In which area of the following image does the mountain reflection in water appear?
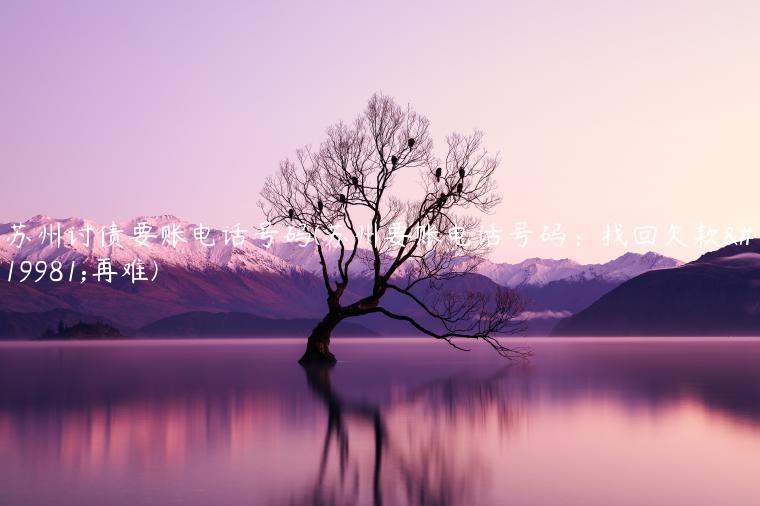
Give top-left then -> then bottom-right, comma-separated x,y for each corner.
1,338 -> 760,506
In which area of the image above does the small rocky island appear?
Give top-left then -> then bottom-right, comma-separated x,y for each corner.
41,320 -> 123,340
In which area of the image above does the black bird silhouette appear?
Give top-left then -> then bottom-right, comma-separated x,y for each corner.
439,192 -> 447,204
339,193 -> 346,204
317,200 -> 324,212
459,167 -> 465,179
408,138 -> 415,149
288,208 -> 294,219
391,155 -> 398,166
457,182 -> 463,194
351,176 -> 359,188
435,167 -> 442,181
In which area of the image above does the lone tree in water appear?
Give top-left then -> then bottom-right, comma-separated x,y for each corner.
260,93 -> 525,364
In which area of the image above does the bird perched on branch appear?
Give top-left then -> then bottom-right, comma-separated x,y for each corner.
408,138 -> 415,149
351,176 -> 359,188
459,167 -> 465,179
435,167 -> 442,181
317,200 -> 324,212
288,208 -> 294,219
391,155 -> 398,167
339,193 -> 346,204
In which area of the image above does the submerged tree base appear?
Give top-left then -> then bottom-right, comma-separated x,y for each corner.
298,332 -> 337,364
298,346 -> 337,365
299,314 -> 340,364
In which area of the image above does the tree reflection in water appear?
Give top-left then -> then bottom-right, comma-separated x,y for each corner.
286,364 -> 521,506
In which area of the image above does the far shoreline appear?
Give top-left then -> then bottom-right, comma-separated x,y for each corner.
2,335 -> 760,348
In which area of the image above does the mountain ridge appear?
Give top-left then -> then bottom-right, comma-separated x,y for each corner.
553,239 -> 760,336
0,215 -> 685,337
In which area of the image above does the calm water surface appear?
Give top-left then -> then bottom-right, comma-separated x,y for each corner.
1,337 -> 760,506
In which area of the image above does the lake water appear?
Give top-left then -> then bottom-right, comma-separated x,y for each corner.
1,337 -> 760,506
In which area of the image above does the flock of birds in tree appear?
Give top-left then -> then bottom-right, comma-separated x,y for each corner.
286,138 -> 466,221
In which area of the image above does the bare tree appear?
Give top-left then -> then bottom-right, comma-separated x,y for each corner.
259,93 -> 525,363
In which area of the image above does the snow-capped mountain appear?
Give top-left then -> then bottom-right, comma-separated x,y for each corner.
0,214 -> 299,274
0,215 -> 330,333
2,214 -> 679,286
474,252 -> 681,288
265,240 -> 346,275
262,238 -> 682,288
0,215 -> 681,301
0,215 -> 683,337
264,240 -> 382,278
473,257 -> 583,287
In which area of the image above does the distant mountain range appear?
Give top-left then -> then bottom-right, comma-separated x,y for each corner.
0,215 -> 681,338
472,252 -> 680,287
139,312 -> 377,338
0,214 -> 299,274
267,239 -> 681,288
553,240 -> 760,336
266,239 -> 681,334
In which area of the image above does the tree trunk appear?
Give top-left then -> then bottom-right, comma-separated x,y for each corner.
299,312 -> 341,364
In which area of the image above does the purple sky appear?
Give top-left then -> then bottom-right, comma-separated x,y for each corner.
2,1 -> 759,262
